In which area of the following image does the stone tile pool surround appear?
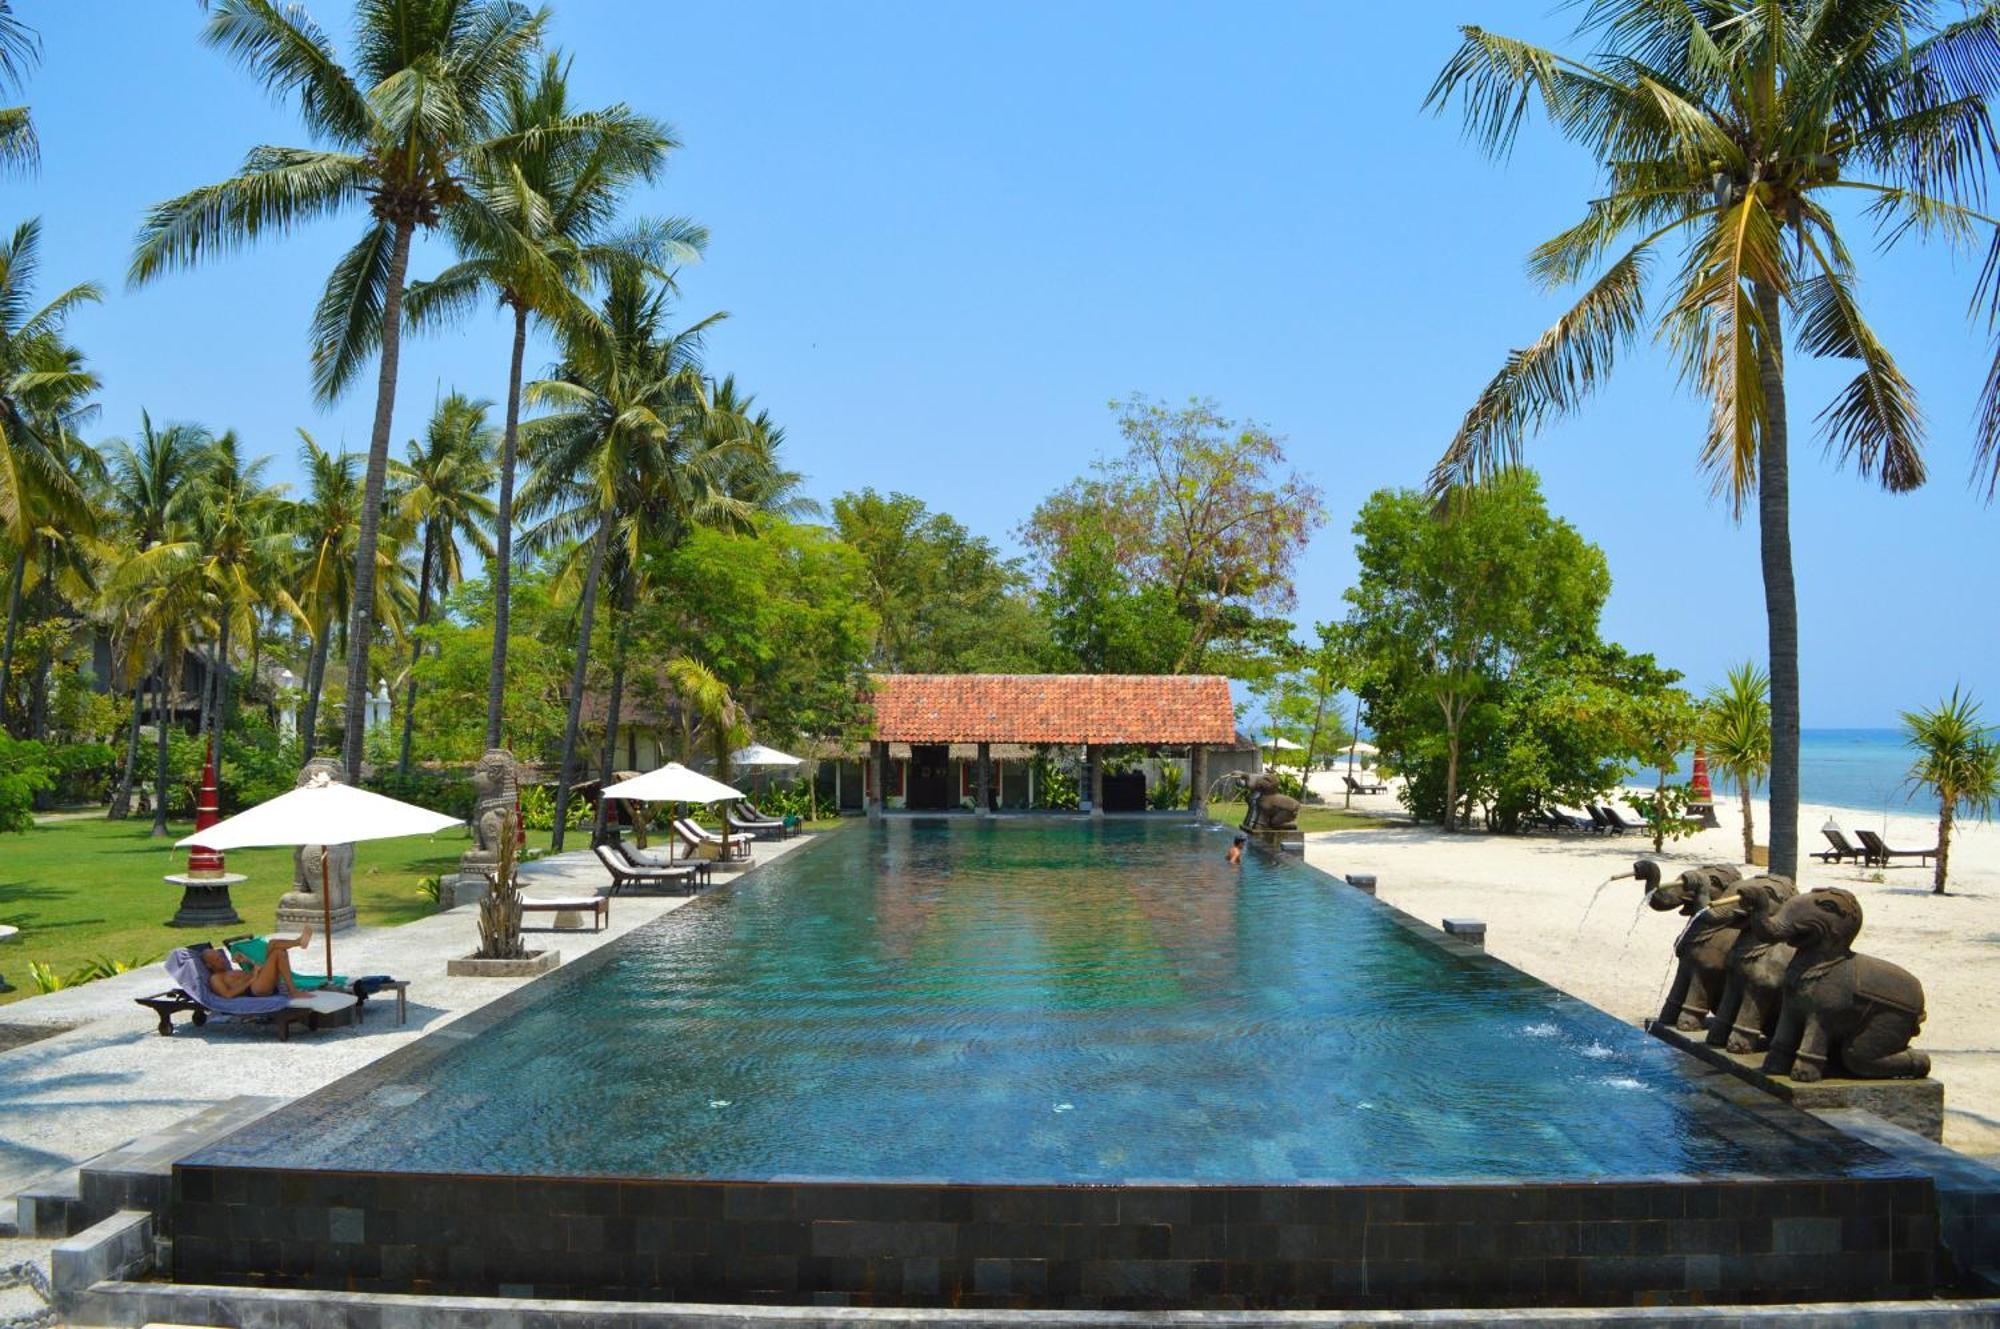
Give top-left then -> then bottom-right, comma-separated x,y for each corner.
171,819 -> 1940,1309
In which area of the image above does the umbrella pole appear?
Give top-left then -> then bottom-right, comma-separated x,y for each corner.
321,850 -> 334,979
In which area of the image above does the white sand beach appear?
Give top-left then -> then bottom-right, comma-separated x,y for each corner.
1301,775 -> 2000,1157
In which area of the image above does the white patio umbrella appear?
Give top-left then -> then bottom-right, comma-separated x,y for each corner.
601,762 -> 743,805
178,773 -> 460,979
730,743 -> 801,769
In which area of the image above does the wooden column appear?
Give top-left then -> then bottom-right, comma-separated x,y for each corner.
1189,744 -> 1208,818
976,742 -> 992,817
868,741 -> 887,820
1087,744 -> 1103,819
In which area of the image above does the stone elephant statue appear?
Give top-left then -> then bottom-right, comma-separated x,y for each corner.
1215,771 -> 1300,833
1761,888 -> 1928,1082
1628,860 -> 1743,1033
1700,873 -> 1796,1054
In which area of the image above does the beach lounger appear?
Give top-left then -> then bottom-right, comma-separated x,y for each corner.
1601,805 -> 1648,834
673,817 -> 752,862
1342,774 -> 1388,796
137,946 -> 355,1039
593,842 -> 706,894
1855,828 -> 1938,868
724,808 -> 777,840
1586,805 -> 1619,834
1813,826 -> 1869,865
739,801 -> 800,837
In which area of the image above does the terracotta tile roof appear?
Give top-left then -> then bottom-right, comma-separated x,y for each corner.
870,674 -> 1237,746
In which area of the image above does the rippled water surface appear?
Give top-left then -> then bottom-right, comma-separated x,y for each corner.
199,819 -> 1893,1182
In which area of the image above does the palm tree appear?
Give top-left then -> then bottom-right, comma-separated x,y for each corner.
0,220 -> 100,729
1701,662 -> 1771,864
1901,687 -> 1999,895
101,413 -> 195,815
130,0 -> 546,780
1423,4 -> 2000,878
290,433 -> 360,760
667,654 -> 746,785
0,2 -> 38,175
405,50 -> 696,753
518,272 -> 729,849
388,390 -> 496,774
9,413 -> 105,739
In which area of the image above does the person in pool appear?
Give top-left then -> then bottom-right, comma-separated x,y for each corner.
201,924 -> 312,998
1227,834 -> 1246,866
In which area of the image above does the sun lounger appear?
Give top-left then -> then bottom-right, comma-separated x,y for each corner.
739,801 -> 800,837
673,817 -> 752,862
1813,826 -> 1869,865
137,946 -> 355,1039
1586,804 -> 1619,834
519,894 -> 610,931
1855,828 -> 1938,868
1342,774 -> 1389,796
724,808 -> 777,840
1601,805 -> 1647,834
592,842 -> 706,894
224,934 -> 346,990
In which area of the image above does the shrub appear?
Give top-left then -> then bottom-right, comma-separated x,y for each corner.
1031,756 -> 1079,811
517,783 -> 589,832
1149,763 -> 1187,811
0,736 -> 52,833
366,770 -> 474,820
44,741 -> 119,805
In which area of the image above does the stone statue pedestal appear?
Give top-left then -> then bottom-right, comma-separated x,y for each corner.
164,873 -> 245,929
1648,1020 -> 1944,1142
276,890 -> 356,935
1248,827 -> 1305,857
280,841 -> 357,936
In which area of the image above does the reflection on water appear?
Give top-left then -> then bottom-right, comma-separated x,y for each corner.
194,819 -> 1896,1184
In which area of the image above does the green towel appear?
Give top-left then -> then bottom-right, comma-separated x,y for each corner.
227,937 -> 346,990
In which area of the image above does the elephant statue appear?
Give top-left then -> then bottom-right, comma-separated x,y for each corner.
1215,770 -> 1301,833
1628,860 -> 1743,1033
1761,888 -> 1928,1082
1700,873 -> 1797,1054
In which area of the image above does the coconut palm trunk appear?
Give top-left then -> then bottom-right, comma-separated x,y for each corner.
300,617 -> 331,761
0,543 -> 25,729
1738,774 -> 1756,866
550,518 -> 611,851
150,666 -> 172,837
339,219 -> 416,780
397,522 -> 437,777
110,676 -> 144,819
1753,281 -> 1800,879
591,576 -> 635,843
486,304 -> 529,750
1934,804 -> 1953,895
211,613 -> 233,778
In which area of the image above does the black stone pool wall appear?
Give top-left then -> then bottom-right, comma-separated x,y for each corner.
170,1167 -> 1938,1311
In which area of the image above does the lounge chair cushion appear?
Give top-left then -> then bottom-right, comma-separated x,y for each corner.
164,948 -> 293,1017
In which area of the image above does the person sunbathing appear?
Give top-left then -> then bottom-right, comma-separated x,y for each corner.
201,924 -> 312,998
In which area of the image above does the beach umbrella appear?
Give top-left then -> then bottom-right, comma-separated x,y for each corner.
602,761 -> 744,805
178,773 -> 460,979
1265,737 -> 1305,751
729,743 -> 801,799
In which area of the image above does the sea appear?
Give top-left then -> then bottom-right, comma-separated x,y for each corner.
1671,728 -> 1917,817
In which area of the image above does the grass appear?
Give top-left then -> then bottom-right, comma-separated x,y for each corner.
0,816 -> 555,1007
1204,805 -> 1398,834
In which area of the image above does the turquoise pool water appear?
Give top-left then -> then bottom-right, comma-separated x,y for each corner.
196,820 -> 1898,1184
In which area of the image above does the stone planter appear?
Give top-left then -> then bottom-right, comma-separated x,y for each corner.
446,949 -> 559,978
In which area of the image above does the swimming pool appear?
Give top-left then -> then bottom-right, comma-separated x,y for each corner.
173,819 -> 1937,1309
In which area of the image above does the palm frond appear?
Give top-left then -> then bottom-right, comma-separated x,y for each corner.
1791,258 -> 1926,492
308,219 -> 395,404
129,147 -> 366,286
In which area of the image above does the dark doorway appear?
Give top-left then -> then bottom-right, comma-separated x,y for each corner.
1102,770 -> 1147,813
907,744 -> 954,810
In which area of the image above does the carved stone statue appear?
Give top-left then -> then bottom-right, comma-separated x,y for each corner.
1701,873 -> 1797,1053
276,756 -> 357,934
455,748 -> 521,902
1630,859 -> 1743,1032
1218,771 -> 1301,833
1761,888 -> 1928,1082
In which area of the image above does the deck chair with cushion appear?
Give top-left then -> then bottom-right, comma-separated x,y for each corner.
1342,774 -> 1389,796
1813,823 -> 1869,865
739,801 -> 801,837
1855,828 -> 1938,868
1601,804 -> 1648,834
593,842 -> 706,894
1585,804 -> 1619,834
726,802 -> 793,839
673,817 -> 752,862
135,946 -> 355,1039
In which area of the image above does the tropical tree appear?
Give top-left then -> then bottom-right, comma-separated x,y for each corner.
1702,662 -> 1772,864
290,433 -> 360,760
0,220 -> 100,730
666,653 -> 746,784
517,271 -> 728,849
1423,3 -> 2000,877
1901,687 -> 1999,895
0,2 -> 38,175
404,50 -> 694,753
130,0 -> 547,779
103,415 -> 204,816
389,391 -> 495,774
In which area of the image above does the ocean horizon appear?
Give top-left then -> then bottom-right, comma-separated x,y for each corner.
1674,727 -> 1923,818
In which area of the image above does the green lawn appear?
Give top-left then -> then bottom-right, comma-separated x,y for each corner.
0,816 -> 546,1006
1204,806 -> 1399,834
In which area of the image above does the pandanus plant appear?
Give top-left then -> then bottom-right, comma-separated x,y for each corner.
475,809 -> 525,959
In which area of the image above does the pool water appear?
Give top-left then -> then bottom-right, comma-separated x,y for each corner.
195,819 -> 1899,1184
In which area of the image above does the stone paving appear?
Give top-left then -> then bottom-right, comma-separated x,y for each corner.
0,835 -> 817,1205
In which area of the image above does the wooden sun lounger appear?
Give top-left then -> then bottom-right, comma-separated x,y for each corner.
593,843 -> 707,894
1855,828 -> 1938,868
1813,827 -> 1869,864
1601,805 -> 1647,834
1342,774 -> 1389,796
519,895 -> 610,931
673,818 -> 752,861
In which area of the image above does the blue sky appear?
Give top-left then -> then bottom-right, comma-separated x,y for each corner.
17,1 -> 1999,726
